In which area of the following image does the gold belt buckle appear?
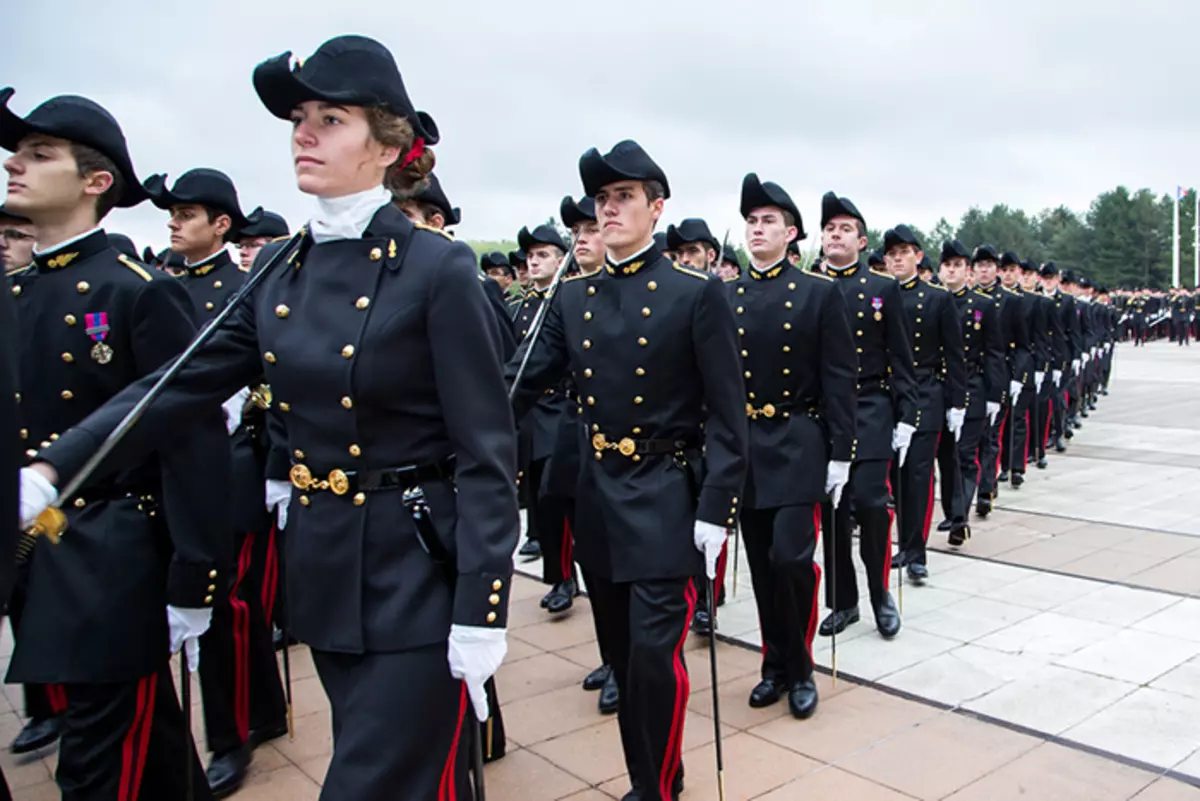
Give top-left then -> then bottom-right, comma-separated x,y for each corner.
290,463 -> 313,490
592,432 -> 637,457
591,433 -> 608,451
746,402 -> 777,420
327,469 -> 350,496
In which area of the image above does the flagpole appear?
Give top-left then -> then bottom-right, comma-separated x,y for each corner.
1193,188 -> 1198,288
1173,186 -> 1180,288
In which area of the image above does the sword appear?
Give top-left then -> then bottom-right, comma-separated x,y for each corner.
181,654 -> 195,801
507,236 -> 577,402
706,576 -> 726,801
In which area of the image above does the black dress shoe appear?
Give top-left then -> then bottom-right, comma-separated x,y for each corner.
818,607 -> 859,636
1011,472 -> 1024,488
10,717 -> 61,755
1064,427 -> 1074,439
545,579 -> 578,614
1101,388 -> 1109,396
788,679 -> 819,720
1080,408 -> 1089,418
906,563 -> 929,583
892,549 -> 911,568
998,470 -> 1010,483
1054,437 -> 1066,453
518,539 -> 542,562
1088,401 -> 1097,411
583,664 -> 611,692
874,594 -> 901,639
975,499 -> 991,518
748,677 -> 787,708
1036,458 -> 1048,469
248,720 -> 289,750
1073,418 -> 1083,429
598,671 -> 619,715
692,608 -> 713,636
948,523 -> 970,547
206,746 -> 250,799
937,518 -> 953,532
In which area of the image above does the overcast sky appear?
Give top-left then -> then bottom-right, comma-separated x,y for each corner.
3,0 -> 1198,254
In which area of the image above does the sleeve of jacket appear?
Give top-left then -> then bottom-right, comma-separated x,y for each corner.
884,280 -> 920,426
1065,298 -> 1082,363
1011,295 -> 1034,386
692,276 -> 748,526
428,243 -> 520,629
1048,299 -> 1068,370
939,293 -> 967,409
482,277 -> 518,362
818,282 -> 857,461
1031,300 -> 1051,371
982,299 -> 1006,405
0,286 -> 21,604
263,407 -> 290,481
505,293 -> 570,423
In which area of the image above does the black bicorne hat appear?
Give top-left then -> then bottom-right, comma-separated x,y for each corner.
999,250 -> 1022,268
1040,261 -> 1059,278
238,208 -> 290,239
579,140 -> 670,199
740,173 -> 805,241
508,248 -> 526,266
253,35 -> 433,144
867,249 -> 886,267
786,240 -> 800,256
653,231 -> 669,251
143,168 -> 252,236
940,239 -> 970,264
972,244 -> 1000,264
415,173 -> 458,225
0,88 -> 147,208
517,224 -> 566,254
1019,258 -> 1039,273
883,224 -> 921,253
0,203 -> 29,223
820,191 -> 864,229
918,253 -> 934,272
666,218 -> 719,253
721,244 -> 740,267
560,195 -> 597,229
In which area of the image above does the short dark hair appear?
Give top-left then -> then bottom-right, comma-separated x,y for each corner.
70,143 -> 124,221
642,180 -> 666,203
855,219 -> 867,239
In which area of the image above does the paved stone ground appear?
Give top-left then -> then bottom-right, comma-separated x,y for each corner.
6,341 -> 1200,799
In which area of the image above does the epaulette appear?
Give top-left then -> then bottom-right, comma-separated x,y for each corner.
117,254 -> 153,282
563,273 -> 590,283
926,282 -> 948,292
414,222 -> 453,241
973,289 -> 991,298
1002,286 -> 1020,295
722,276 -> 738,284
6,263 -> 33,278
804,269 -> 834,282
270,234 -> 290,243
672,263 -> 710,280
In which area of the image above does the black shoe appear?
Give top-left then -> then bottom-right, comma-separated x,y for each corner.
892,549 -> 911,568
948,523 -> 970,547
544,579 -> 578,614
273,627 -> 298,651
248,720 -> 289,750
10,717 -> 61,755
1011,472 -> 1024,488
583,664 -> 611,692
819,607 -> 860,636
1081,409 -> 1090,418
1088,402 -> 1097,411
1064,427 -> 1074,439
975,499 -> 991,519
998,470 -> 1010,483
874,594 -> 901,639
206,746 -> 250,799
1101,388 -> 1109,396
518,539 -> 542,562
906,563 -> 929,583
937,518 -> 953,532
1036,458 -> 1048,469
748,677 -> 788,708
691,608 -> 712,636
598,671 -> 619,715
1054,437 -> 1066,453
787,679 -> 819,720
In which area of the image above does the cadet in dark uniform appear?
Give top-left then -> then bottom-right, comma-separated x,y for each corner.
236,208 -> 290,273
1172,288 -> 1191,346
718,243 -> 741,280
1042,263 -> 1080,453
510,246 -> 531,293
935,241 -> 1004,538
996,253 -> 1045,487
1021,260 -> 1064,470
3,87 -> 222,801
142,168 -> 288,795
24,36 -> 518,800
0,204 -> 35,272
734,174 -> 855,719
882,226 -> 965,581
481,251 -> 517,295
509,140 -> 747,799
0,236 -> 22,801
816,193 -> 917,640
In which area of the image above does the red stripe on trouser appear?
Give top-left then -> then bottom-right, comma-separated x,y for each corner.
261,525 -> 279,625
561,518 -> 573,583
922,435 -> 940,543
438,683 -> 469,801
993,415 -> 1007,489
47,684 -> 67,714
228,533 -> 256,741
130,676 -> 156,798
1043,399 -> 1053,450
883,463 -> 894,591
118,675 -> 155,801
659,579 -> 697,800
806,506 -> 823,662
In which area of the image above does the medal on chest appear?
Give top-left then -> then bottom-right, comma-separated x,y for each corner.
974,309 -> 983,329
85,312 -> 113,364
871,297 -> 883,322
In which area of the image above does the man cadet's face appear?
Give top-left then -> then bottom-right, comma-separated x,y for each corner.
675,241 -> 713,271
526,245 -> 562,282
821,215 -> 865,264
940,256 -> 968,290
594,181 -> 662,254
0,218 -> 36,269
885,243 -> 920,280
237,236 -> 270,272
572,220 -> 604,271
485,266 -> 514,291
4,134 -> 109,221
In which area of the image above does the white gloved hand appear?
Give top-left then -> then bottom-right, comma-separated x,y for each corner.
1034,371 -> 1045,392
221,388 -> 251,436
1090,347 -> 1098,359
1052,369 -> 1063,386
986,401 -> 1001,426
1082,352 -> 1090,365
693,520 -> 727,580
1008,380 -> 1023,402
947,408 -> 966,441
1072,358 -> 1081,374
825,460 -> 851,507
448,624 -> 508,721
893,422 -> 916,467
19,467 -> 58,530
167,605 -> 213,671
265,479 -> 292,530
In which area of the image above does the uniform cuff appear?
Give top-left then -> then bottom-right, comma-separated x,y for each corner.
697,487 -> 740,528
167,559 -> 223,609
453,572 -> 513,628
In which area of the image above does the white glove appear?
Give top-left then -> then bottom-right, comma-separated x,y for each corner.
1052,369 -> 1063,386
1008,380 -> 1023,402
1082,352 -> 1090,365
265,479 -> 292,530
448,624 -> 507,721
1072,359 -> 1081,374
19,467 -> 58,530
986,401 -> 1001,426
825,460 -> 851,507
221,387 -> 251,436
1034,371 -> 1045,392
947,408 -> 966,441
167,605 -> 213,671
1090,347 -> 1097,359
693,520 -> 727,580
893,422 -> 916,467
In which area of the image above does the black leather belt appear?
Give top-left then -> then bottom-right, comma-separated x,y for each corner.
290,457 -> 456,496
591,432 -> 695,458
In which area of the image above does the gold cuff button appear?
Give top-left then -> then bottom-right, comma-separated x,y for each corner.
492,579 -> 503,591
488,593 -> 500,606
355,296 -> 370,310
349,444 -> 361,457
341,396 -> 353,409
61,390 -> 74,400
487,612 -> 497,623
353,492 -> 366,506
342,345 -> 355,358
264,351 -> 276,363
276,304 -> 290,318
62,353 -> 74,363
369,247 -> 383,261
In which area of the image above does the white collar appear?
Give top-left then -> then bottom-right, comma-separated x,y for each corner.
186,247 -> 227,268
34,226 -> 102,255
309,186 -> 392,244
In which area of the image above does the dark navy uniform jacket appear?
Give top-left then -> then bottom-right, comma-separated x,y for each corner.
895,275 -> 966,432
977,281 -> 1033,400
949,286 -> 1006,419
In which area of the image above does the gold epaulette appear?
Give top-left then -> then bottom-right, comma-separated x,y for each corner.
722,275 -> 738,283
270,234 -> 290,243
973,289 -> 991,298
1002,286 -> 1020,295
672,263 -> 710,280
414,222 -> 453,241
926,282 -> 948,291
563,273 -> 590,283
804,269 -> 834,282
117,254 -> 153,282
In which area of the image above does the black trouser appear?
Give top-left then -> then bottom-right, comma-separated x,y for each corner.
894,431 -> 940,566
1001,388 -> 1032,475
1050,375 -> 1069,441
313,645 -> 471,801
57,667 -> 212,801
8,564 -> 67,723
822,459 -> 892,612
741,505 -> 821,685
1034,384 -> 1054,461
528,458 -> 573,586
580,564 -> 612,668
587,575 -> 693,800
199,530 -> 287,756
254,522 -> 283,632
976,409 -> 1006,503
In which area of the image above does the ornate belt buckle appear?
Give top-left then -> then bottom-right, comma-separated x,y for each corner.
592,433 -> 608,451
251,384 -> 273,409
745,402 -> 755,417
290,464 -> 313,490
762,403 -> 776,418
618,438 -> 636,457
327,469 -> 350,496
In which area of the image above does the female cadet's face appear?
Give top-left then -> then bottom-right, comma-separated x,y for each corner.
289,101 -> 399,198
